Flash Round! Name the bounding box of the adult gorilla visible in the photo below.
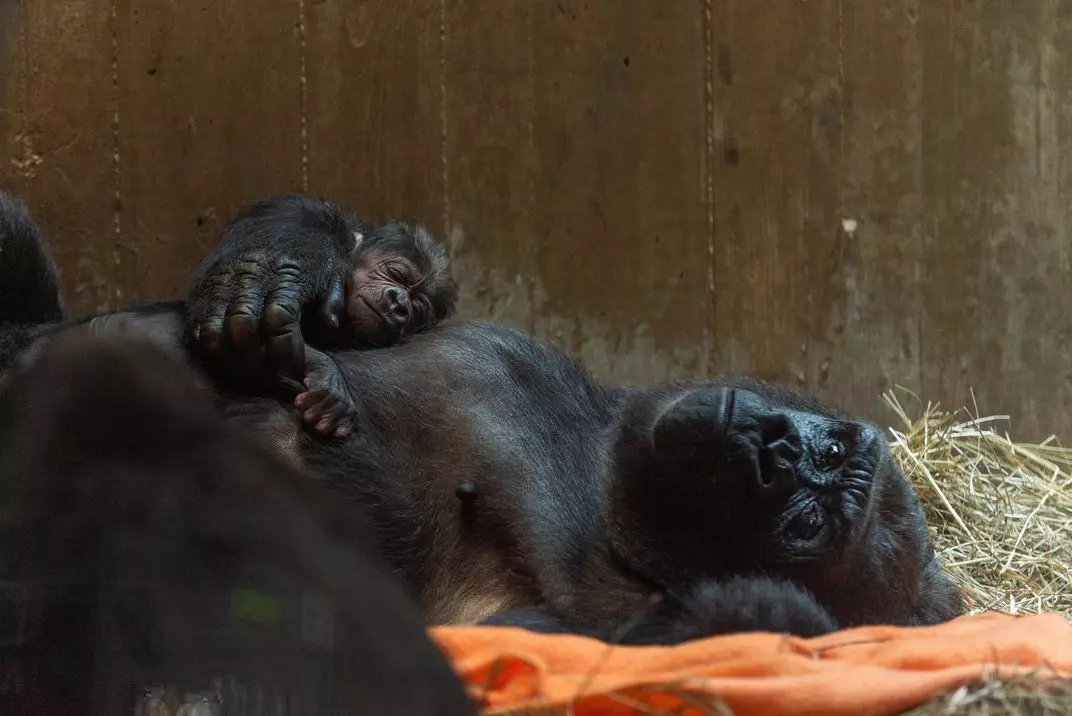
[176,212,963,644]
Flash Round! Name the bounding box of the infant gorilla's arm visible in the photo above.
[185,196,456,438]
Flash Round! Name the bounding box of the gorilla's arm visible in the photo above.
[481,576,838,645]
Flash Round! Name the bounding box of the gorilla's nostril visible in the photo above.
[756,457,797,499]
[383,286,410,324]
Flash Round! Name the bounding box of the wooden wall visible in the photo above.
[2,1,1070,439]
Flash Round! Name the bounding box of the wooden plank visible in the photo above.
[1,0,116,316]
[440,1,537,331]
[919,1,1072,439]
[811,1,925,421]
[114,0,304,304]
[525,1,710,383]
[304,0,443,232]
[707,1,842,393]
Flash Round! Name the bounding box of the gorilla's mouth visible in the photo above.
[348,297,402,346]
[784,499,826,542]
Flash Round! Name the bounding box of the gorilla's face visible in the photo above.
[609,379,951,619]
[758,409,886,565]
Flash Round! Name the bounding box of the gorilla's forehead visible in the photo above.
[703,376,852,420]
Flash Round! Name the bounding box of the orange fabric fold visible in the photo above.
[430,612,1072,715]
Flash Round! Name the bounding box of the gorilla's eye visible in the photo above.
[815,439,847,470]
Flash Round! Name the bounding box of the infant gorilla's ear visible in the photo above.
[633,576,838,645]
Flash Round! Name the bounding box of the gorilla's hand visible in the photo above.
[184,196,367,381]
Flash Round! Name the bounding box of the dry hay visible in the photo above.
[884,387,1072,620]
[901,673,1072,716]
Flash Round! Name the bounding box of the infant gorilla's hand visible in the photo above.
[295,350,357,439]
[184,196,366,382]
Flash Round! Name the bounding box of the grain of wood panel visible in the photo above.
[0,0,14,92]
[1,0,116,316]
[707,1,842,394]
[919,1,1072,439]
[114,0,304,305]
[812,1,925,421]
[440,1,538,331]
[525,1,711,383]
[304,0,444,233]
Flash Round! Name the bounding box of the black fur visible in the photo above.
[0,190,66,325]
[0,190,68,373]
[1,192,965,646]
[0,331,475,714]
[181,195,457,438]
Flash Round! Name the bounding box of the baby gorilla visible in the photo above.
[185,196,457,438]
[295,222,456,437]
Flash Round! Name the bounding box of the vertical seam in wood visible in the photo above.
[703,0,715,373]
[18,2,30,170]
[110,0,122,309]
[525,6,537,335]
[439,0,450,236]
[830,0,846,396]
[298,0,309,193]
[916,1,926,400]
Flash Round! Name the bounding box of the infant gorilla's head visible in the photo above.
[343,222,456,347]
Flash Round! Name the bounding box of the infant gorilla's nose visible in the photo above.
[651,386,802,502]
[383,285,411,326]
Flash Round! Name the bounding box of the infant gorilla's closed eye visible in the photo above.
[341,223,455,348]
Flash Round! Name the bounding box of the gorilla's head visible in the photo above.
[608,378,965,629]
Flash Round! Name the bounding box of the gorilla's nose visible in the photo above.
[383,286,411,326]
[754,449,798,501]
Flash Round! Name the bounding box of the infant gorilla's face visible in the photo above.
[341,223,457,348]
[345,250,437,346]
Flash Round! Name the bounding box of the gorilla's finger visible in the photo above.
[188,266,238,353]
[263,296,305,381]
[195,301,228,356]
[223,262,269,351]
[319,275,346,331]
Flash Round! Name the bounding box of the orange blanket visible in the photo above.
[431,612,1072,715]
